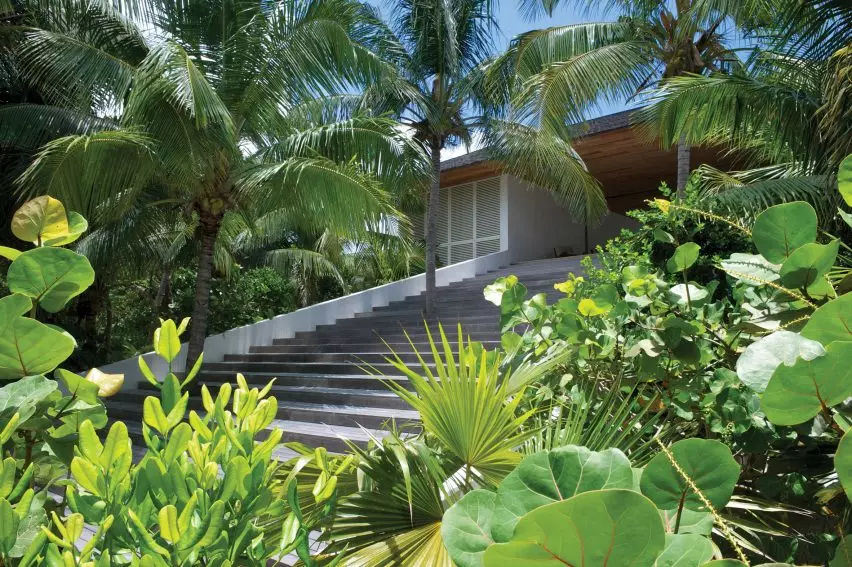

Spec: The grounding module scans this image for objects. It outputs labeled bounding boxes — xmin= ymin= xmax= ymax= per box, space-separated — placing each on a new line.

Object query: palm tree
xmin=354 ymin=0 xmax=607 ymax=315
xmin=4 ymin=0 xmax=428 ymax=369
xmin=497 ymin=0 xmax=771 ymax=194
xmin=637 ymin=0 xmax=851 ymax=216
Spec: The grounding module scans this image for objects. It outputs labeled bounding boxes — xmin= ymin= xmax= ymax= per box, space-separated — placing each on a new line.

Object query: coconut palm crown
xmin=3 ymin=0 xmax=430 ymax=369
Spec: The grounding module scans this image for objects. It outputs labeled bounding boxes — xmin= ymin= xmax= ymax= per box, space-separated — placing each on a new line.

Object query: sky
xmin=442 ymin=3 xmax=628 ymax=160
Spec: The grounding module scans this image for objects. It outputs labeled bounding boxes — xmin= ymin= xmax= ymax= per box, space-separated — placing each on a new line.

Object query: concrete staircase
xmin=106 ymin=256 xmax=587 ymax=455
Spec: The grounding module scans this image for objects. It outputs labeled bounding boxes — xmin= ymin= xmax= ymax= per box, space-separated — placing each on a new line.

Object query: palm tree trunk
xmin=676 ymin=135 xmax=691 ymax=197
xmin=424 ymin=136 xmax=442 ymax=316
xmin=154 ymin=265 xmax=171 ymax=317
xmin=186 ymin=214 xmax=220 ymax=372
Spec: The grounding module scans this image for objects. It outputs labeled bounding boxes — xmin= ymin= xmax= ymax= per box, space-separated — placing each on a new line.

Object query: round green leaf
xmin=801 ymin=293 xmax=852 ymax=345
xmin=720 ymin=253 xmax=781 ymax=284
xmin=0 ymin=375 xmax=59 ymax=427
xmin=779 ymin=240 xmax=839 ymax=289
xmin=491 ymin=446 xmax=634 ymax=542
xmin=43 ymin=211 xmax=88 ymax=247
xmin=751 ymin=202 xmax=817 ymax=263
xmin=0 ymin=295 xmax=33 ymax=323
xmin=656 ymin=534 xmax=714 ymax=567
xmin=668 ymin=284 xmax=709 ymax=307
xmin=839 ymin=154 xmax=852 ymax=207
xmin=483 ymin=489 xmax=665 ymax=567
xmin=838 ymin=430 xmax=852 ymax=502
xmin=0 ymin=317 xmax=75 ymax=379
xmin=640 ymin=439 xmax=740 ymax=511
xmin=7 ymin=247 xmax=95 ymax=313
xmin=660 ymin=508 xmax=713 ymax=535
xmin=667 ymin=242 xmax=700 ymax=273
xmin=442 ymin=489 xmax=496 ymax=567
xmin=11 ymin=196 xmax=69 ymax=244
xmin=55 ymin=368 xmax=100 ymax=404
xmin=761 ymin=342 xmax=852 ymax=425
xmin=736 ymin=330 xmax=825 ymax=393
xmin=577 ymin=284 xmax=618 ymax=317
xmin=831 ymin=535 xmax=852 ymax=567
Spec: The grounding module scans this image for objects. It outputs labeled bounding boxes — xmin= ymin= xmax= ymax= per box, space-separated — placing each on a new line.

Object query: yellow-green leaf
xmin=159 ymin=505 xmax=181 ymax=543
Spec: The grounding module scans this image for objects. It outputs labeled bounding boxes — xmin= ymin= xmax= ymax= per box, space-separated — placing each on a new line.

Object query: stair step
xmin=190 ymin=371 xmax=415 ymax=391
xmin=202 ymin=361 xmax=426 ymax=374
xmin=250 ymin=341 xmax=499 ymax=353
xmin=224 ymin=352 xmax=428 ymax=364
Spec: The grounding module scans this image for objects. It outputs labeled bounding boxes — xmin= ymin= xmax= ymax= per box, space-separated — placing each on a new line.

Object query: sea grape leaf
xmin=837 ymin=430 xmax=852 ymax=501
xmin=801 ymin=293 xmax=852 ymax=345
xmin=656 ymin=533 xmax=714 ymax=567
xmin=736 ymin=330 xmax=825 ymax=393
xmin=668 ymin=284 xmax=708 ymax=307
xmin=831 ymin=535 xmax=852 ymax=567
xmin=0 ymin=375 xmax=59 ymax=428
xmin=660 ymin=508 xmax=713 ymax=535
xmin=666 ymin=242 xmax=700 ymax=273
xmin=484 ymin=276 xmax=520 ymax=307
xmin=11 ymin=196 xmax=68 ymax=244
xmin=577 ymin=284 xmax=618 ymax=317
xmin=779 ymin=240 xmax=839 ymax=289
xmin=640 ymin=439 xmax=739 ymax=511
xmin=0 ymin=295 xmax=32 ymax=324
xmin=43 ymin=211 xmax=87 ymax=247
xmin=720 ymin=253 xmax=780 ymax=284
xmin=839 ymin=154 xmax=852 ymax=207
xmin=55 ymin=369 xmax=100 ymax=405
xmin=0 ymin=317 xmax=75 ymax=379
xmin=483 ymin=490 xmax=665 ymax=567
xmin=491 ymin=446 xmax=633 ymax=542
xmin=751 ymin=201 xmax=817 ymax=263
xmin=442 ymin=489 xmax=497 ymax=567
xmin=7 ymin=247 xmax=95 ymax=312
xmin=761 ymin=342 xmax=852 ymax=425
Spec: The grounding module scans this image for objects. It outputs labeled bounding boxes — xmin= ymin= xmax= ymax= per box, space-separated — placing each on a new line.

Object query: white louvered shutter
xmin=434 ymin=176 xmax=504 ymax=265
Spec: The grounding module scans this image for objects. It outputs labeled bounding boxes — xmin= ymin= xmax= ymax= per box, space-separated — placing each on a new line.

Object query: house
xmin=423 ymin=109 xmax=730 ymax=264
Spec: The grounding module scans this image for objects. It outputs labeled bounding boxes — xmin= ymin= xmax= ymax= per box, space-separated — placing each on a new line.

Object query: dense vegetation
xmin=0 ymin=0 xmax=850 ymax=565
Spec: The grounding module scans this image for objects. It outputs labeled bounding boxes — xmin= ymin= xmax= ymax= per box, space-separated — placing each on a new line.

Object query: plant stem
xmin=681 ymin=270 xmax=692 ymax=312
xmin=673 ymin=489 xmax=686 ymax=534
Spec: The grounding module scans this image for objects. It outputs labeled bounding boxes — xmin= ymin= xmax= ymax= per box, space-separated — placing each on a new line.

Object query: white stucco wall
xmin=504 ymin=175 xmax=638 ymax=262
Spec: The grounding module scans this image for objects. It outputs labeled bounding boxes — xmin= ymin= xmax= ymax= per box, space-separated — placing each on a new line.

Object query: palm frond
xmin=486 ymin=120 xmax=608 ymax=225
xmin=237 ymin=156 xmax=400 ymax=237
xmin=637 ymin=68 xmax=825 ymax=171
xmin=18 ymin=28 xmax=136 ymax=110
xmin=0 ymin=103 xmax=113 ymax=150
xmin=15 ymin=129 xmax=155 ymax=222
xmin=693 ymin=163 xmax=835 ymax=218
xmin=371 ymin=324 xmax=537 ymax=487
xmin=521 ymin=376 xmax=672 ymax=466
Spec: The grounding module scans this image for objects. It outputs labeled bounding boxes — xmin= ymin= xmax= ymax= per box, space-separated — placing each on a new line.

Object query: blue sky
xmin=493 ymin=3 xmax=629 ymax=118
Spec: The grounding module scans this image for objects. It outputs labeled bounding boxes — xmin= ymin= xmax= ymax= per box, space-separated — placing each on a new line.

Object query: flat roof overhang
xmin=439 ymin=111 xmax=734 ymax=214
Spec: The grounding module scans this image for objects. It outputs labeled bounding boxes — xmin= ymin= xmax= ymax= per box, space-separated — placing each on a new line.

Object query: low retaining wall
xmin=100 ymin=249 xmax=511 ymax=388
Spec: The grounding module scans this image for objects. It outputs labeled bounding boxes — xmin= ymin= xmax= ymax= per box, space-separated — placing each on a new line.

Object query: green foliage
xmin=640 ymin=439 xmax=739 ymax=512
xmin=483 ymin=490 xmax=665 ymax=567
xmin=0 ymin=197 xmax=118 ymax=564
xmin=442 ymin=442 xmax=744 ymax=567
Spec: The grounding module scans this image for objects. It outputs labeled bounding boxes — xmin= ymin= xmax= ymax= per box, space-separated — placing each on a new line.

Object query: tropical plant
xmin=638 ymin=0 xmax=852 ymax=215
xmin=492 ymin=0 xmax=772 ymax=195
xmin=438 ymin=439 xmax=824 ymax=567
xmin=5 ymin=0 xmax=429 ymax=372
xmin=291 ymin=324 xmax=669 ymax=565
xmin=356 ymin=0 xmax=607 ymax=316
xmin=0 ymin=196 xmax=124 ymax=562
